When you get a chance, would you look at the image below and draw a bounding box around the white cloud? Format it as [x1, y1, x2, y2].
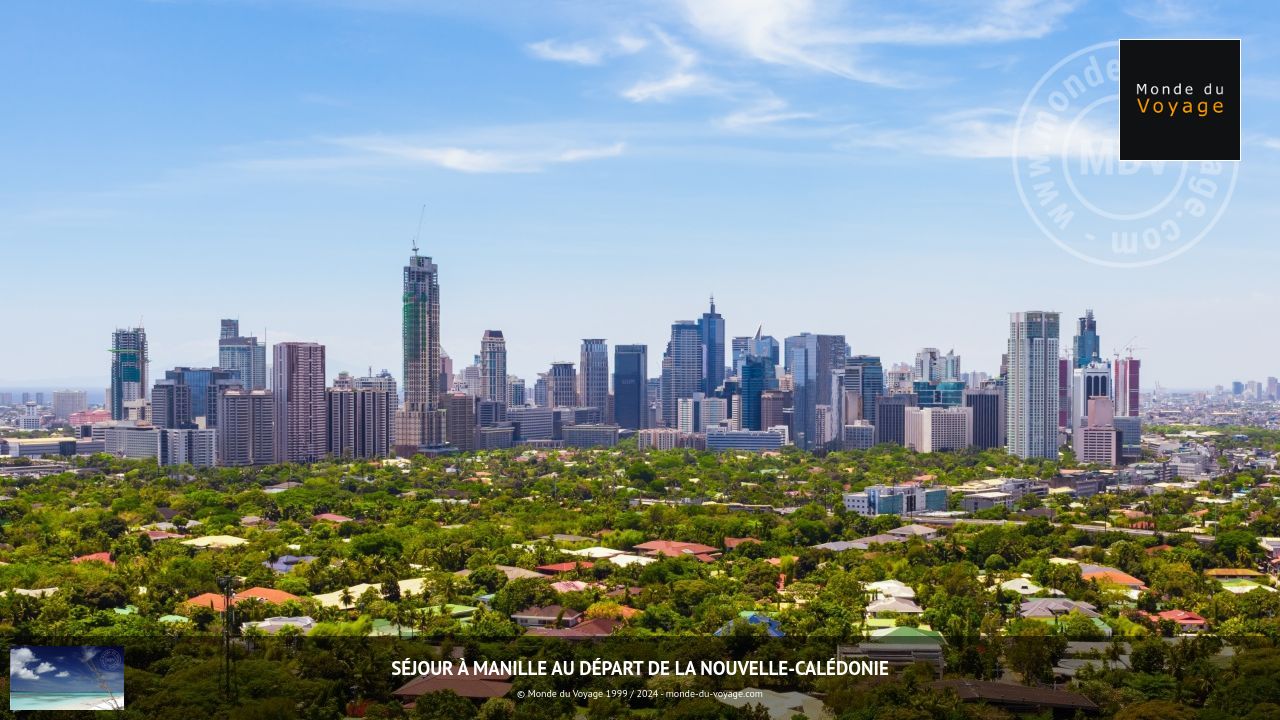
[333, 137, 626, 173]
[10, 648, 48, 681]
[55, 671, 69, 678]
[527, 35, 649, 65]
[719, 95, 814, 129]
[621, 27, 711, 102]
[35, 662, 56, 674]
[843, 107, 1115, 159]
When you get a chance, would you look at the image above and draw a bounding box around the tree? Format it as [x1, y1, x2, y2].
[411, 690, 476, 720]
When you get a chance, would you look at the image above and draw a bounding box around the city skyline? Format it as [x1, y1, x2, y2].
[4, 2, 1280, 389]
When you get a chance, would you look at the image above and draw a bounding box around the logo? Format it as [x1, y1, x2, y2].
[1012, 41, 1237, 268]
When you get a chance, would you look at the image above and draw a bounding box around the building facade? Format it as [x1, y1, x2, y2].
[395, 251, 444, 454]
[110, 327, 148, 421]
[273, 342, 327, 463]
[1006, 311, 1060, 460]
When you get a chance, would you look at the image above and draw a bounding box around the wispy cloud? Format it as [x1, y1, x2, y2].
[527, 34, 648, 66]
[621, 27, 711, 102]
[331, 136, 626, 173]
[843, 107, 1115, 159]
[719, 95, 814, 129]
[1124, 0, 1202, 24]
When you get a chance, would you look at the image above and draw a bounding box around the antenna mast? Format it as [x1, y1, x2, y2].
[412, 204, 425, 256]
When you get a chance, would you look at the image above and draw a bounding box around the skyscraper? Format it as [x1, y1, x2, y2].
[1070, 361, 1111, 436]
[784, 333, 846, 450]
[110, 327, 148, 421]
[698, 297, 725, 395]
[1114, 357, 1141, 417]
[1073, 309, 1101, 368]
[661, 321, 702, 428]
[963, 386, 1005, 450]
[443, 391, 477, 452]
[151, 380, 193, 430]
[1007, 311, 1060, 460]
[479, 330, 508, 408]
[51, 390, 87, 422]
[874, 394, 916, 446]
[579, 339, 609, 412]
[218, 319, 267, 391]
[914, 348, 941, 383]
[547, 361, 578, 408]
[327, 377, 396, 459]
[216, 387, 274, 466]
[738, 355, 772, 431]
[395, 250, 444, 454]
[613, 344, 648, 430]
[165, 367, 238, 421]
[273, 342, 327, 463]
[847, 355, 884, 426]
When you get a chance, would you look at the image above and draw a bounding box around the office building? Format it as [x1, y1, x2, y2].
[738, 355, 771, 431]
[905, 406, 973, 453]
[51, 390, 87, 422]
[443, 391, 476, 452]
[1114, 357, 1141, 417]
[547, 361, 578, 408]
[843, 485, 948, 517]
[218, 319, 267, 391]
[507, 407, 554, 442]
[785, 333, 846, 450]
[847, 355, 884, 426]
[216, 388, 274, 466]
[564, 424, 620, 448]
[1006, 311, 1060, 460]
[731, 336, 751, 378]
[578, 339, 609, 415]
[103, 424, 161, 460]
[963, 387, 1005, 450]
[110, 327, 148, 420]
[661, 321, 702, 428]
[395, 250, 445, 454]
[508, 376, 526, 407]
[874, 394, 916, 446]
[698, 297, 725, 395]
[1058, 358, 1071, 428]
[273, 342, 327, 463]
[613, 344, 647, 430]
[326, 383, 356, 457]
[1073, 309, 1101, 368]
[1114, 416, 1141, 462]
[705, 427, 786, 452]
[158, 428, 216, 468]
[759, 390, 788, 432]
[478, 425, 515, 450]
[151, 379, 194, 430]
[914, 348, 941, 383]
[165, 367, 238, 422]
[1074, 396, 1119, 466]
[479, 330, 508, 408]
[842, 422, 876, 450]
[1070, 361, 1112, 436]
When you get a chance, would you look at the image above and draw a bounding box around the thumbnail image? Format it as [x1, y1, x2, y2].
[9, 646, 124, 712]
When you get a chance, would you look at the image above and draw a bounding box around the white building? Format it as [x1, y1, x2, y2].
[1007, 311, 1060, 459]
[905, 407, 972, 452]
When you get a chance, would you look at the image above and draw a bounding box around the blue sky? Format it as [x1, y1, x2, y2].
[2, 0, 1278, 391]
[9, 646, 124, 695]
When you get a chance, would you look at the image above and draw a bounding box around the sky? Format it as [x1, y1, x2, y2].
[9, 646, 124, 695]
[2, 0, 1279, 392]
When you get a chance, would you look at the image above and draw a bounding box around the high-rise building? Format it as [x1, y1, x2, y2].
[443, 391, 477, 452]
[329, 370, 394, 459]
[661, 321, 702, 428]
[905, 406, 973, 452]
[698, 297, 725, 395]
[547, 361, 578, 408]
[1057, 357, 1071, 428]
[1007, 311, 1060, 460]
[914, 348, 941, 383]
[579, 339, 609, 413]
[158, 428, 217, 468]
[1070, 362, 1112, 436]
[1074, 396, 1118, 466]
[216, 388, 274, 466]
[479, 331, 508, 407]
[760, 390, 788, 432]
[165, 367, 238, 421]
[847, 356, 883, 426]
[508, 376, 526, 407]
[738, 355, 771, 431]
[395, 250, 444, 455]
[875, 394, 917, 446]
[613, 344, 648, 430]
[110, 327, 148, 421]
[1114, 357, 1141, 417]
[273, 342, 326, 463]
[964, 386, 1005, 450]
[731, 336, 751, 378]
[151, 380, 194, 430]
[326, 383, 356, 458]
[784, 333, 846, 450]
[51, 390, 87, 422]
[218, 320, 267, 391]
[940, 350, 961, 382]
[1072, 309, 1101, 368]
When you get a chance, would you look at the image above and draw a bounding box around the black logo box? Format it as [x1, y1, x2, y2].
[1120, 39, 1240, 161]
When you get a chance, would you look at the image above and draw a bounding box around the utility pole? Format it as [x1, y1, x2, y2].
[217, 575, 237, 700]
